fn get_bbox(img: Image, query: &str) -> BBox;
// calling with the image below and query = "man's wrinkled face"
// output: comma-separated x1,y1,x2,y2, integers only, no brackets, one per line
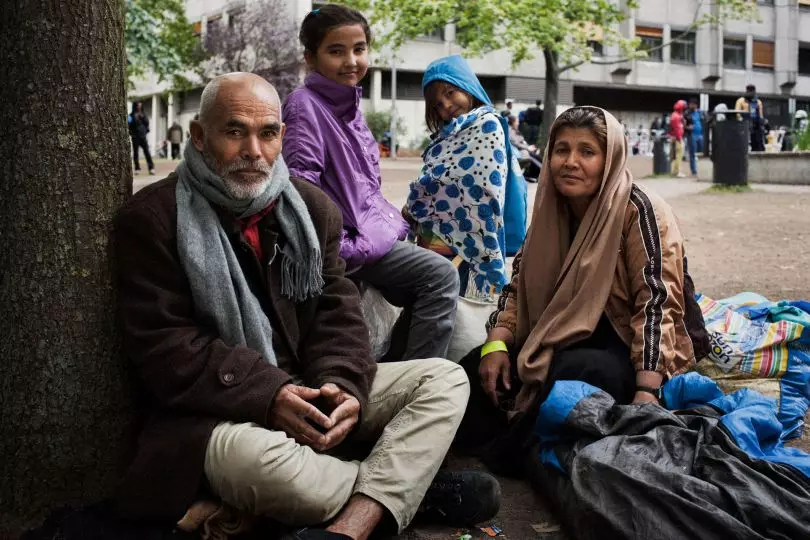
191,81,285,200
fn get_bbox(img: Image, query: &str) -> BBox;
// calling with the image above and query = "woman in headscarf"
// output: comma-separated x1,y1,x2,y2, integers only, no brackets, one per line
456,106,709,466
406,55,527,302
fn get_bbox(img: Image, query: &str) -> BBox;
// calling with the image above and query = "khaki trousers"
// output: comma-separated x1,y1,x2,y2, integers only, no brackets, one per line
671,139,685,175
204,359,470,532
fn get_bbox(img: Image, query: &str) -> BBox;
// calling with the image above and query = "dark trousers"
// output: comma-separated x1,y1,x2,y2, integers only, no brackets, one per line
171,143,180,160
454,316,635,475
132,137,154,171
527,124,540,146
751,129,765,152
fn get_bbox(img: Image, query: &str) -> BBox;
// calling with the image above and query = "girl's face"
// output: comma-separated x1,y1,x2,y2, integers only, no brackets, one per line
550,127,606,202
306,24,369,87
432,82,475,123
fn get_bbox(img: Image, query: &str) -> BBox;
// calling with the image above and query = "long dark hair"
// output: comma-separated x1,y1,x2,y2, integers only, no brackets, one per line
423,81,484,134
299,4,372,54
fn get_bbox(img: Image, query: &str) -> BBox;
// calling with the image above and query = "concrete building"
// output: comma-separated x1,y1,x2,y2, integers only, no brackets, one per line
130,0,810,152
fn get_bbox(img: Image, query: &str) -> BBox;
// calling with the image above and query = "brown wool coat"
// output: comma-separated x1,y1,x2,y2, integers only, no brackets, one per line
114,173,376,521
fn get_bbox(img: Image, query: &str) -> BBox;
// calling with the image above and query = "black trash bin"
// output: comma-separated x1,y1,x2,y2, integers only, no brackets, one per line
711,111,749,185
652,132,671,175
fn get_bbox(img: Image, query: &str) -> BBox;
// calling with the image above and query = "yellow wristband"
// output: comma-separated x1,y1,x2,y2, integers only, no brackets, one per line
481,340,508,359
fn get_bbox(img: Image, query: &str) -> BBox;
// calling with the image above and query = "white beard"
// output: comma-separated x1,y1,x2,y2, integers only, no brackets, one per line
222,173,271,200
202,149,274,201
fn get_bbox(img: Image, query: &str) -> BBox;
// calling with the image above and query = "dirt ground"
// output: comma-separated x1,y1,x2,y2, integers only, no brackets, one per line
140,157,810,540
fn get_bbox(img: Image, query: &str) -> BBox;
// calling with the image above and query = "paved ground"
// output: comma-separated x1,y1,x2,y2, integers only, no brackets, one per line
136,157,810,539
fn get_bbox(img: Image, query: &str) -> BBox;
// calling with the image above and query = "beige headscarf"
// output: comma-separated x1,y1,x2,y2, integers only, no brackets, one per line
513,107,632,409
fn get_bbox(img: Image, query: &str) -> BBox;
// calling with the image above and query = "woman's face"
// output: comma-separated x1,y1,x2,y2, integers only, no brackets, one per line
432,82,474,123
550,127,606,201
306,24,369,87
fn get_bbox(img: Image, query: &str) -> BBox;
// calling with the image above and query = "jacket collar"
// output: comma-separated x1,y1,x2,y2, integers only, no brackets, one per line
304,71,362,120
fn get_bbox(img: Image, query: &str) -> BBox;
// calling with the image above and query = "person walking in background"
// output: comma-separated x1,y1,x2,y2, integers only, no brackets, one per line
685,98,705,176
669,100,686,178
167,120,184,160
524,99,544,146
128,101,155,175
735,84,766,151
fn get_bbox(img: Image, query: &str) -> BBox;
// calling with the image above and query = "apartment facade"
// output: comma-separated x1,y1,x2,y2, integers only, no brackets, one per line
130,0,810,151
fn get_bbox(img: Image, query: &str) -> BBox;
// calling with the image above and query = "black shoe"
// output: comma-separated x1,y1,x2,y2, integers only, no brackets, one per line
282,528,352,540
417,469,501,526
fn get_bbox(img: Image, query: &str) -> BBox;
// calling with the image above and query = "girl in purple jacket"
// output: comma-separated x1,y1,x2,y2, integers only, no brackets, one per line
282,5,459,361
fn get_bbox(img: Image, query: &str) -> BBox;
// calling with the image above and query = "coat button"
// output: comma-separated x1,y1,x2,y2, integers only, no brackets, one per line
388,212,394,218
223,373,235,383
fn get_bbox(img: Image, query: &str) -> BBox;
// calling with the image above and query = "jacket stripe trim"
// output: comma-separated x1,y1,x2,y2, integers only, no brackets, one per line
630,186,668,372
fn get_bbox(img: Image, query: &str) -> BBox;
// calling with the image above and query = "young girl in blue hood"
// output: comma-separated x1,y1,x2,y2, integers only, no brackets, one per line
407,55,527,302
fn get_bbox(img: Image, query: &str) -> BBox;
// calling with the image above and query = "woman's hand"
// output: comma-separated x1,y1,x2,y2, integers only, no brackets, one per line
480,351,512,406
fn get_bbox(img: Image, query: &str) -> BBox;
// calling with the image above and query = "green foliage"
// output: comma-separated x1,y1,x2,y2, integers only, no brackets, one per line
125,0,201,88
340,0,757,72
365,111,406,142
705,184,753,193
796,124,810,151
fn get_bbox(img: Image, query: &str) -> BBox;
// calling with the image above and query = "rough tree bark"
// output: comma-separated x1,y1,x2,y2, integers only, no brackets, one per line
541,48,560,153
0,1,132,536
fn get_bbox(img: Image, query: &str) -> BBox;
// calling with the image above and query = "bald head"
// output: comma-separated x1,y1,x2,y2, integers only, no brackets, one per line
198,72,281,128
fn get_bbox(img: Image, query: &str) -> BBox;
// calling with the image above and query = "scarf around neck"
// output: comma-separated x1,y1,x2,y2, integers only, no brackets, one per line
175,143,324,365
514,107,633,397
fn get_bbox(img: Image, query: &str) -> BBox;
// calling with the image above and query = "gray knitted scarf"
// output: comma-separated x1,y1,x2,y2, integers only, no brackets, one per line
175,143,324,365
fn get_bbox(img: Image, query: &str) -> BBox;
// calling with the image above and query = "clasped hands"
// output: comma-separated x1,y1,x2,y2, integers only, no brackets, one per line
268,382,360,453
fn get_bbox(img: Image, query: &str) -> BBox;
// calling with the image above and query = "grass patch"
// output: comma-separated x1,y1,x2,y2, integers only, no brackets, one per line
642,173,674,179
704,183,753,194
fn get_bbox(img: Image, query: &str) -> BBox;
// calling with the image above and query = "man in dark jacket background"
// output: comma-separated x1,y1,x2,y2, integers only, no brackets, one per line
128,100,155,175
115,73,498,540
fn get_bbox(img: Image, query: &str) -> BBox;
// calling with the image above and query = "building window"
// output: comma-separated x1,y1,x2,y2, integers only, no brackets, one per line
228,8,244,27
800,44,810,75
418,27,445,42
636,26,663,62
752,39,775,70
670,31,696,64
588,40,604,57
206,14,222,34
723,39,746,69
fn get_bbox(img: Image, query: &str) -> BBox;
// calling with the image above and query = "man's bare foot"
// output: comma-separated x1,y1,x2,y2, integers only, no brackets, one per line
326,494,385,540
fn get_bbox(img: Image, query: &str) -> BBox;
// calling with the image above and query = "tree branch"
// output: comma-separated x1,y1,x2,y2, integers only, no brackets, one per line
559,0,704,73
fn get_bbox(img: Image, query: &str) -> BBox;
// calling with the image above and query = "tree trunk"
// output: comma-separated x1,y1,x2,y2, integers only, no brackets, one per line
0,1,132,536
540,49,560,154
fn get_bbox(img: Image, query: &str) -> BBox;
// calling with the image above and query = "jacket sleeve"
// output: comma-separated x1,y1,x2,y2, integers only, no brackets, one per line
625,189,688,377
487,247,522,336
282,96,326,186
298,197,377,410
115,200,292,427
282,95,365,267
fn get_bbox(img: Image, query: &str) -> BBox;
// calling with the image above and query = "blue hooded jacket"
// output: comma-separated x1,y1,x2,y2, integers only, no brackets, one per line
421,55,527,256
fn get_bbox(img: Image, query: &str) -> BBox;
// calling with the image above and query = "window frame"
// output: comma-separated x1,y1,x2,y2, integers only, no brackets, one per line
723,38,747,70
752,39,775,71
636,26,664,62
670,30,696,65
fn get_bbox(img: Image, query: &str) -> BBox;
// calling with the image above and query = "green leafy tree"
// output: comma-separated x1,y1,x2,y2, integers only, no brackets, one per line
342,0,757,148
125,0,200,88
365,111,406,142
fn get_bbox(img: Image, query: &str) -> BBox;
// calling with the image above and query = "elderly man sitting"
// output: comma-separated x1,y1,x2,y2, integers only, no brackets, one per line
114,73,499,540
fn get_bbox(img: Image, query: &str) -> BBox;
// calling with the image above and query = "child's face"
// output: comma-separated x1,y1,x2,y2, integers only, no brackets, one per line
432,83,475,123
306,24,369,87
